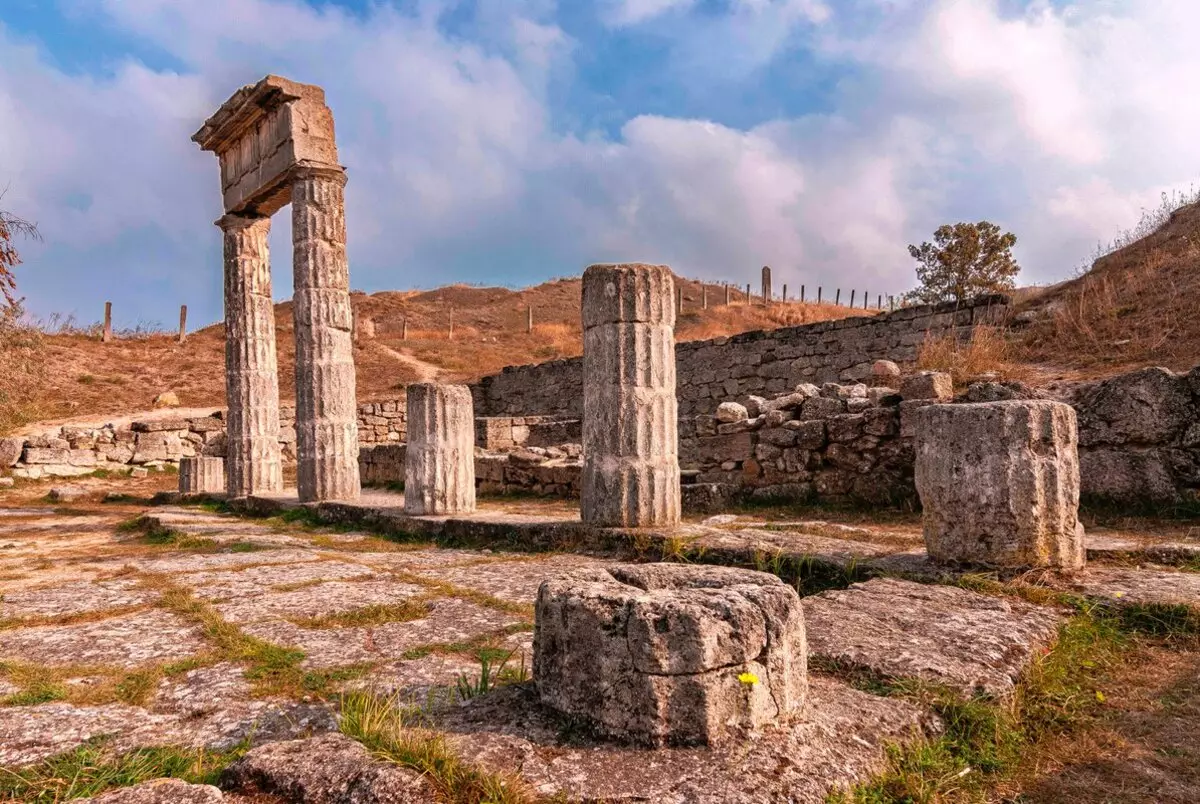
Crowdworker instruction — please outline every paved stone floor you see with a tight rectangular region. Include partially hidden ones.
[1,474,1198,802]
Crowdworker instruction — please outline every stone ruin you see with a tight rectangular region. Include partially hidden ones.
[179,456,225,495]
[403,383,475,516]
[534,563,807,746]
[192,75,360,503]
[914,399,1086,569]
[581,263,681,527]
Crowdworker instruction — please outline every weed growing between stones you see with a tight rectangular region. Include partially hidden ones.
[0,738,248,802]
[288,599,434,629]
[827,601,1200,803]
[0,658,187,708]
[338,690,533,804]
[454,649,529,701]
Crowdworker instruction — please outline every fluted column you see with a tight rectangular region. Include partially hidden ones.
[220,214,283,497]
[291,165,360,501]
[581,263,680,527]
[404,384,476,515]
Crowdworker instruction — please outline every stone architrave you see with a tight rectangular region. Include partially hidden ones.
[914,400,1085,569]
[194,75,359,502]
[581,263,680,527]
[404,384,476,516]
[179,456,226,494]
[534,564,807,746]
[220,214,283,497]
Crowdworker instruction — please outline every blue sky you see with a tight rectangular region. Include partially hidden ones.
[2,0,1199,329]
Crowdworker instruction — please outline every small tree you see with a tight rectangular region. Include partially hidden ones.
[0,191,41,308]
[906,221,1019,305]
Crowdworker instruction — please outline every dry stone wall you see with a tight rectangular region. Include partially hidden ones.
[472,295,1010,419]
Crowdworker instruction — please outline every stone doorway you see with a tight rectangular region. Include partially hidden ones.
[192,75,359,502]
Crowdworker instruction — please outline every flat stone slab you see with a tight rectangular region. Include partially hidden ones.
[1,578,159,620]
[0,698,335,766]
[804,578,1066,698]
[128,548,325,576]
[1085,532,1200,563]
[77,778,225,803]
[214,579,427,625]
[185,560,379,601]
[138,508,309,548]
[241,598,526,668]
[412,554,615,603]
[434,676,938,803]
[694,527,903,568]
[0,609,206,668]
[1056,567,1200,608]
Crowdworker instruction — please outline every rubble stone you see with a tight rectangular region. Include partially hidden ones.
[900,371,953,401]
[715,402,748,423]
[534,563,806,746]
[914,400,1085,569]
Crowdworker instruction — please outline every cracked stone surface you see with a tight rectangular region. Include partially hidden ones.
[0,609,206,667]
[1055,566,1200,608]
[2,474,1194,802]
[804,578,1066,698]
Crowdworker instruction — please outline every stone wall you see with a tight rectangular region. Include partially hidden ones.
[472,295,1010,419]
[1066,366,1200,507]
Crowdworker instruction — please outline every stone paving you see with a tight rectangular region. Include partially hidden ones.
[1,478,1198,802]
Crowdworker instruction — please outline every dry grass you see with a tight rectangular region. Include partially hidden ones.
[916,326,1032,386]
[8,274,870,432]
[0,303,50,433]
[1019,199,1200,376]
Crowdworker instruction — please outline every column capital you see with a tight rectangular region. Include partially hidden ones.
[290,161,348,186]
[215,212,271,231]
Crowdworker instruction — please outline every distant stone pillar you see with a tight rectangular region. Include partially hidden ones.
[762,266,772,304]
[701,285,708,309]
[581,263,680,527]
[745,283,751,304]
[404,383,475,515]
[527,304,534,334]
[291,166,360,502]
[724,283,730,305]
[179,456,226,494]
[103,302,113,343]
[220,213,283,497]
[178,305,188,343]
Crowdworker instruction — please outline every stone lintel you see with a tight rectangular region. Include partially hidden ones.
[191,75,315,152]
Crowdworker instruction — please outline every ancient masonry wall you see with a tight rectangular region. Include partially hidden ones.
[471,295,1011,419]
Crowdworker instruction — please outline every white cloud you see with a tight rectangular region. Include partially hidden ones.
[4,0,1200,324]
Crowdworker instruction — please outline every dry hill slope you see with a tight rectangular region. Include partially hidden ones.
[1018,200,1200,377]
[22,275,869,425]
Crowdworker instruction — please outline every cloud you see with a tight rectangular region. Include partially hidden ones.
[3,0,1200,327]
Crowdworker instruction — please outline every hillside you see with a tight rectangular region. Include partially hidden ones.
[1018,200,1200,376]
[12,275,870,428]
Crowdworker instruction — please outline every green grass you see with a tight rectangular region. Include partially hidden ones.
[0,739,248,802]
[338,690,533,803]
[828,601,1196,803]
[289,600,432,629]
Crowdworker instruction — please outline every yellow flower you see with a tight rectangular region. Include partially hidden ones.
[737,672,759,686]
[1095,690,1106,703]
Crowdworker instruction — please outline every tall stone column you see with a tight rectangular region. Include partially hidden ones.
[291,165,361,501]
[581,263,680,527]
[220,214,283,497]
[404,384,476,515]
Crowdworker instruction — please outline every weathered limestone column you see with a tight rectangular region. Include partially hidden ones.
[914,400,1085,569]
[291,165,360,502]
[761,265,772,304]
[581,263,680,527]
[179,456,226,494]
[220,214,283,497]
[404,384,475,515]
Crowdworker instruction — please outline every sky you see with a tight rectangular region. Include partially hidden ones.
[1,0,1199,329]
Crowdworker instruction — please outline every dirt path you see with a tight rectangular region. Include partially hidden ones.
[374,343,441,383]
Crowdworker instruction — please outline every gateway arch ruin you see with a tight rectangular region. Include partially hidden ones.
[193,75,360,502]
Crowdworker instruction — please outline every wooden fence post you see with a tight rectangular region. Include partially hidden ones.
[103,301,112,343]
[817,286,823,304]
[782,284,788,303]
[724,283,731,305]
[800,284,805,303]
[850,289,856,308]
[178,305,187,343]
[745,283,751,304]
[835,288,841,306]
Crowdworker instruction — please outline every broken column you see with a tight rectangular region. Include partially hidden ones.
[404,383,475,515]
[581,263,680,527]
[221,214,283,497]
[179,456,226,494]
[534,564,807,746]
[292,165,361,502]
[914,400,1085,569]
